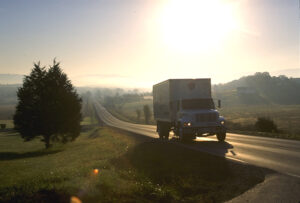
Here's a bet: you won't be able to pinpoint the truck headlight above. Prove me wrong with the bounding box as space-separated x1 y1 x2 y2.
221 121 225 125
183 122 191 127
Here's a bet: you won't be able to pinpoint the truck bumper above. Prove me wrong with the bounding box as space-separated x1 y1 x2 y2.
182 126 226 135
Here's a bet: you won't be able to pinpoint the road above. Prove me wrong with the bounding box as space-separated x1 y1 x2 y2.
93 100 300 178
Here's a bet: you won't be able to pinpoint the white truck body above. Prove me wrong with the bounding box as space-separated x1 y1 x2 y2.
153 79 226 141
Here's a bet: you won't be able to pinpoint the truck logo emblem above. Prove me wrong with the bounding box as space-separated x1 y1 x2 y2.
188 82 195 90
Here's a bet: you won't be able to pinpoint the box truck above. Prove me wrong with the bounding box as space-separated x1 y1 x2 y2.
153 79 226 141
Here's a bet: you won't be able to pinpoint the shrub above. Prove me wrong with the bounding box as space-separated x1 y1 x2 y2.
0 124 6 129
255 117 278 133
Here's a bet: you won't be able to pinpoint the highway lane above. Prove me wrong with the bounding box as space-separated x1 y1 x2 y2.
93 100 300 177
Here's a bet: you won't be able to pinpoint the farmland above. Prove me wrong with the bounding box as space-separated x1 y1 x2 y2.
219 105 300 137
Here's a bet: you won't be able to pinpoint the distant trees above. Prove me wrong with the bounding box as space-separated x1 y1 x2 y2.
255 117 278 133
13 60 82 148
143 105 151 124
213 72 300 106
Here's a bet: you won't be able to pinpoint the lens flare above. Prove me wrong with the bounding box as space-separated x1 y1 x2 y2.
93 168 99 175
70 196 82 203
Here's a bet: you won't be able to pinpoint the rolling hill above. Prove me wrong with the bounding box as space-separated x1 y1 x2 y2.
213 72 300 106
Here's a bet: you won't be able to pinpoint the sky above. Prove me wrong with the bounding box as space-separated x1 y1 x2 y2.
0 0 299 88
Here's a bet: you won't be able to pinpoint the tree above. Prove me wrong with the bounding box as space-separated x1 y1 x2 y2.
136 109 141 122
13 60 82 148
143 105 151 124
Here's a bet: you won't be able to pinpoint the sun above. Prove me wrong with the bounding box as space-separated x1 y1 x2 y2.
160 0 239 54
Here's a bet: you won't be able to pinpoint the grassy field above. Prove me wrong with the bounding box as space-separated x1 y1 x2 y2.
219 105 300 134
0 117 269 202
0 119 14 129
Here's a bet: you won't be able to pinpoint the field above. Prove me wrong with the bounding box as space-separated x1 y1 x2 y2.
219 105 300 137
0 117 269 202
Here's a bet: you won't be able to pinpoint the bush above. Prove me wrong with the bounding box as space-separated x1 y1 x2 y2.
255 117 278 133
0 124 6 129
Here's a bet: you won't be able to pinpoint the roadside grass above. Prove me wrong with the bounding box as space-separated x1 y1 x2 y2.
0 119 269 202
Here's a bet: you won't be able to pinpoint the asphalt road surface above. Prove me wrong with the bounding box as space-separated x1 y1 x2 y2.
93 100 300 178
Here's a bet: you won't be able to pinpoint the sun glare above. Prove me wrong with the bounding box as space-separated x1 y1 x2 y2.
160 0 239 54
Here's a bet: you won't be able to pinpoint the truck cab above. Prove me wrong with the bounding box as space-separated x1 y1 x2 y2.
175 98 226 141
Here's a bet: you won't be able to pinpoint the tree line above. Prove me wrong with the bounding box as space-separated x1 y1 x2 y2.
213 72 300 105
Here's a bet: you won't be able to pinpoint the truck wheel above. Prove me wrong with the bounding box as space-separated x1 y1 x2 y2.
157 123 163 139
217 132 226 142
159 130 169 140
158 132 163 139
164 131 169 140
158 123 169 140
162 127 169 140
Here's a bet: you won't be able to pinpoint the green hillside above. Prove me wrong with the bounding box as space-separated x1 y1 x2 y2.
213 72 300 106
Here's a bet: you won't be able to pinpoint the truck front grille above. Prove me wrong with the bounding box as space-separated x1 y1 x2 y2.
196 113 217 122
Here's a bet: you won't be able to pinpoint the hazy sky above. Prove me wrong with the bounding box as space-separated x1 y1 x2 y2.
0 0 299 88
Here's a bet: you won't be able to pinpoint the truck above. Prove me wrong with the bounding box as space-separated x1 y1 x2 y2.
153 79 226 141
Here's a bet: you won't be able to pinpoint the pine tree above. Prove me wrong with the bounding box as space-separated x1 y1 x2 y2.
13 60 82 148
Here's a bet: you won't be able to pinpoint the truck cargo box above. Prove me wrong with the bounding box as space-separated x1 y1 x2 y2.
153 79 211 122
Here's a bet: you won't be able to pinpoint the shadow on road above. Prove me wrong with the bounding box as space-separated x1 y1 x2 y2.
169 137 234 157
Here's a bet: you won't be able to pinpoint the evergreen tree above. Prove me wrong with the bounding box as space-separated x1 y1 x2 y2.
13 60 82 148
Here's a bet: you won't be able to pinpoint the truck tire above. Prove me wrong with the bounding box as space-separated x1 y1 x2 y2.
163 130 169 140
157 122 169 140
158 131 163 139
217 132 226 142
159 130 168 140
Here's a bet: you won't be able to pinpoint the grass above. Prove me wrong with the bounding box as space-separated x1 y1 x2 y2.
0 119 14 129
0 117 269 202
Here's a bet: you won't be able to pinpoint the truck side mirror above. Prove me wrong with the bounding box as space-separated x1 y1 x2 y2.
218 100 221 108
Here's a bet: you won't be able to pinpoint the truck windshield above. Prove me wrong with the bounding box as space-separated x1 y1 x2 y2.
181 98 215 110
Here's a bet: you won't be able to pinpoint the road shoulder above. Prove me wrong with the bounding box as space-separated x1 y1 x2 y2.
227 173 300 203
